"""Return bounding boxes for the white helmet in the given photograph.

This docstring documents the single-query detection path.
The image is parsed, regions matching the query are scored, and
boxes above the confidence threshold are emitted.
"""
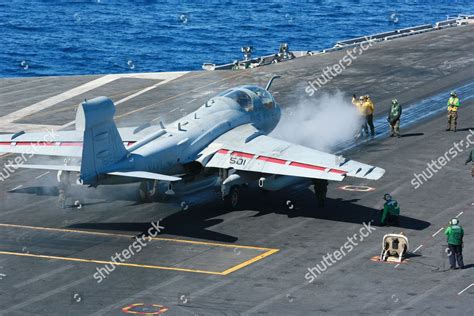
[450,218,459,225]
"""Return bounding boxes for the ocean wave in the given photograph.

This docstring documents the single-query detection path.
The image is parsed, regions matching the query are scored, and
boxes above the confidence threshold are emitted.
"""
[1,1,473,77]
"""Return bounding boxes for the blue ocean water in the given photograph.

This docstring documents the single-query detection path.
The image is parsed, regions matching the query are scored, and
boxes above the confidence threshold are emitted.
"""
[0,0,473,78]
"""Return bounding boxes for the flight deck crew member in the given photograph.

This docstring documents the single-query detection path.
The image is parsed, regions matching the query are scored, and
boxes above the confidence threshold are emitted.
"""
[445,218,464,269]
[446,91,460,132]
[353,95,367,138]
[380,193,400,226]
[387,99,402,138]
[362,95,375,137]
[466,149,474,177]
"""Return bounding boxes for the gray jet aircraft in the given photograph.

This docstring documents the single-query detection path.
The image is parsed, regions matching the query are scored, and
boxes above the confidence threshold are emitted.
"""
[0,77,385,209]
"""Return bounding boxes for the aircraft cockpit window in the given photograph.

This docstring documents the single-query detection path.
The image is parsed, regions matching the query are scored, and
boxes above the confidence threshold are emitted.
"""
[245,86,265,97]
[225,90,253,111]
[244,86,274,109]
[261,90,274,109]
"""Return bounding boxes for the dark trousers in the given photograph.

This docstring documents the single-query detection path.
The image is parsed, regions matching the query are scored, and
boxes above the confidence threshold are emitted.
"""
[448,244,464,268]
[365,114,375,136]
[381,214,399,226]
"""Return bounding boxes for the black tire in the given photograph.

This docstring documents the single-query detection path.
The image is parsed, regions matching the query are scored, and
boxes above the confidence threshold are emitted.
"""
[223,186,240,210]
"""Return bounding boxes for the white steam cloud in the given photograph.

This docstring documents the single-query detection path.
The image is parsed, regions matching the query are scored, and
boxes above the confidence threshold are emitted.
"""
[271,91,363,152]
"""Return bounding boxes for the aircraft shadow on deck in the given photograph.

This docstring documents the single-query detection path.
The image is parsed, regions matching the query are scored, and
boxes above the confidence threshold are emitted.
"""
[241,188,430,231]
[13,182,429,243]
[12,186,59,196]
[69,186,429,245]
[69,204,239,243]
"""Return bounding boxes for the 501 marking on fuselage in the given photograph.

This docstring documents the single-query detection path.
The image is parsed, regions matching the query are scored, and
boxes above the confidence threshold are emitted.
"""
[229,156,248,166]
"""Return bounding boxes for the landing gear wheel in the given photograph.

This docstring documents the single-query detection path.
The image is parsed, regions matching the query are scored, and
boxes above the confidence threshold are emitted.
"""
[139,180,157,203]
[224,186,240,210]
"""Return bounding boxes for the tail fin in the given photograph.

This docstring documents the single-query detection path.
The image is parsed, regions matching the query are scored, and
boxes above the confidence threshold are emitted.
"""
[77,97,128,184]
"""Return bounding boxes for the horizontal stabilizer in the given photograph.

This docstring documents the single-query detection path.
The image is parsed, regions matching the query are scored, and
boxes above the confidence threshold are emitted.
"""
[8,164,181,182]
[107,171,181,182]
[7,164,80,172]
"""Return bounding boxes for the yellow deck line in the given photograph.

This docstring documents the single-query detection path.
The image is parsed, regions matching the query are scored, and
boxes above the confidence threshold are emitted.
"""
[0,223,274,251]
[220,248,280,275]
[0,251,224,275]
[0,222,280,275]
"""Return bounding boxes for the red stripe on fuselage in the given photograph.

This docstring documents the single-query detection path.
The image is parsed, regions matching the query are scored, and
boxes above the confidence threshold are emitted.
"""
[329,169,347,175]
[257,156,287,164]
[217,148,346,175]
[231,151,254,159]
[289,161,325,171]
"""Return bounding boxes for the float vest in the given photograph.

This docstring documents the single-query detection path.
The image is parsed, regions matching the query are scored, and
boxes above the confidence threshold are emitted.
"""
[389,104,401,120]
[384,200,400,215]
[362,100,374,115]
[445,225,463,245]
[447,97,460,112]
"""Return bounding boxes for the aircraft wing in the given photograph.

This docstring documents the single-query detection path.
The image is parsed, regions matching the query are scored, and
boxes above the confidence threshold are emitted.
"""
[200,124,385,182]
[0,126,159,158]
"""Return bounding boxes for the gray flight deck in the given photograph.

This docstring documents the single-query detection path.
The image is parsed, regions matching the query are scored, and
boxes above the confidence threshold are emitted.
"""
[0,24,473,315]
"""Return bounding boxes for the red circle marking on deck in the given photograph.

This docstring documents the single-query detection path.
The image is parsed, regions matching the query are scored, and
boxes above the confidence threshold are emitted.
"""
[339,185,375,192]
[370,255,409,264]
[122,303,169,315]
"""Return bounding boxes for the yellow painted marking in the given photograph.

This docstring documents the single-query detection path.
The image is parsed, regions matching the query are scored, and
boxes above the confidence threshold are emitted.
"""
[0,223,274,251]
[122,303,168,315]
[339,185,375,192]
[0,223,279,275]
[220,248,280,275]
[370,255,409,264]
[0,250,224,275]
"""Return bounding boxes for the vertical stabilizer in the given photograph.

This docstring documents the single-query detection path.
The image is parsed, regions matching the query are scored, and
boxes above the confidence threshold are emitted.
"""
[79,97,127,184]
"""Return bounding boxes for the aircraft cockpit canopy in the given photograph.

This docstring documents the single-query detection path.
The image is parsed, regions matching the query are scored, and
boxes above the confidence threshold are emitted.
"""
[244,86,275,109]
[219,89,253,111]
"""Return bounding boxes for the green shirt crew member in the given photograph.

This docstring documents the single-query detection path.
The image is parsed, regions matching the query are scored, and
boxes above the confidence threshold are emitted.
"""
[387,99,402,138]
[381,194,400,226]
[444,218,464,269]
[446,91,461,132]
